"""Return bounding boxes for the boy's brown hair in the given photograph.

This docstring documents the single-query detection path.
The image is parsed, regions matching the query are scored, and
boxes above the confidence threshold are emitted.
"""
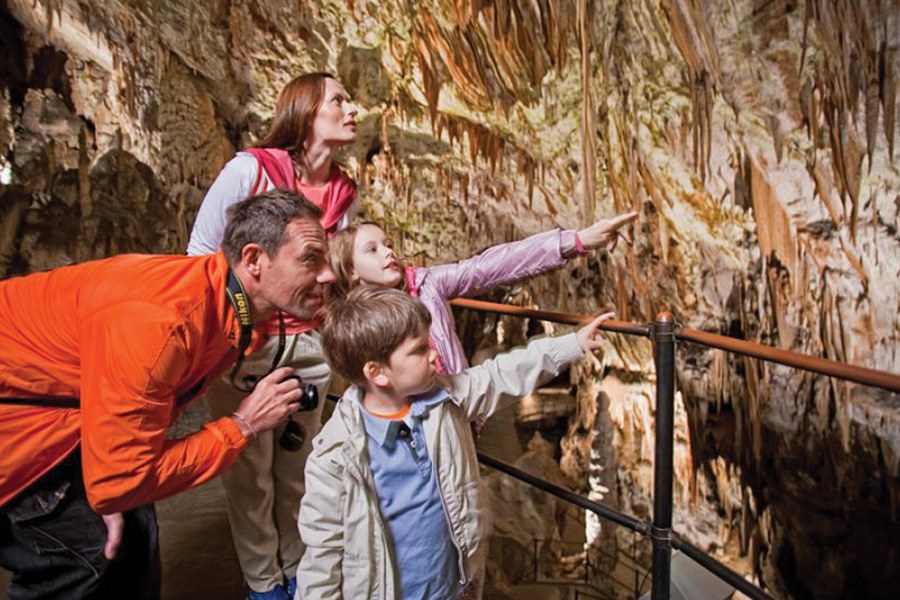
[321,285,431,387]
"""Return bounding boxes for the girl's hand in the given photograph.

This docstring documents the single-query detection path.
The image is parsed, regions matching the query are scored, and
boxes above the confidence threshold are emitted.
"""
[576,312,616,352]
[577,211,639,252]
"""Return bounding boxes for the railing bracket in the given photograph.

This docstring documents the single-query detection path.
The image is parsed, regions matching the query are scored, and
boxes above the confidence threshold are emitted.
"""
[650,525,672,547]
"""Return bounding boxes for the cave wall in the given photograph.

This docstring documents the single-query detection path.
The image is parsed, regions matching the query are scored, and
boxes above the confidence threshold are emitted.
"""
[1,1,898,598]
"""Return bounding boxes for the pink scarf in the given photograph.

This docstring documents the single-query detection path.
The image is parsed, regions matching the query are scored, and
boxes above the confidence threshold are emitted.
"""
[245,147,357,336]
[245,147,357,236]
[405,266,446,374]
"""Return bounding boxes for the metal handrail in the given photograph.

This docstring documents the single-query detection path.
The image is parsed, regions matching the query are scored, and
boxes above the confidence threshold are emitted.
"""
[676,326,899,392]
[450,298,651,337]
[478,452,648,534]
[452,296,900,600]
[451,298,900,393]
[478,452,774,600]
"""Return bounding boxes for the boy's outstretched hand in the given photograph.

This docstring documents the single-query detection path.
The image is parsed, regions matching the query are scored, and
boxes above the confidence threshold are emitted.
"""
[576,312,616,352]
[577,210,639,252]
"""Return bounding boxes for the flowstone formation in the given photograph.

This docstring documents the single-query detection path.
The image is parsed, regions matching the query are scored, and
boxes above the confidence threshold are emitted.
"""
[1,1,897,598]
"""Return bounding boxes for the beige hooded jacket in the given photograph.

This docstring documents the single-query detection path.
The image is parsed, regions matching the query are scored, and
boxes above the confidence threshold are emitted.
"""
[296,332,585,599]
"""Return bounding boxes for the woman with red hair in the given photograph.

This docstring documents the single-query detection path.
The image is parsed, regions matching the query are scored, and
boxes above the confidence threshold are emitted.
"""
[188,72,359,600]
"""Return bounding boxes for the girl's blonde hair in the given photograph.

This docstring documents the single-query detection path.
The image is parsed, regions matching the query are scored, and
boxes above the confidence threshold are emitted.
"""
[328,222,407,298]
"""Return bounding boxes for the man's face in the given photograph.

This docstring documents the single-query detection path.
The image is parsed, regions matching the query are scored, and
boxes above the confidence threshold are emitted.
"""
[379,329,438,398]
[261,219,335,320]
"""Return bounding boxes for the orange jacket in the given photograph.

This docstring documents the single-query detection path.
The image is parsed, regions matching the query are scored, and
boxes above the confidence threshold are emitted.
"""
[0,252,258,513]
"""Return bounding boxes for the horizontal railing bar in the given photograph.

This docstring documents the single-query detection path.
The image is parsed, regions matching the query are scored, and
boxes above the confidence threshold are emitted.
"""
[480,452,777,600]
[676,326,900,393]
[451,298,900,393]
[671,534,776,600]
[477,452,648,534]
[450,298,651,337]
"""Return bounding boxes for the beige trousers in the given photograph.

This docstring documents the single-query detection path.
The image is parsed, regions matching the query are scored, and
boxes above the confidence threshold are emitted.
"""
[205,331,331,593]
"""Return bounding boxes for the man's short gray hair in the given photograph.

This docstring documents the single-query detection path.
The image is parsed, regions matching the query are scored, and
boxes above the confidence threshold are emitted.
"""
[221,189,323,264]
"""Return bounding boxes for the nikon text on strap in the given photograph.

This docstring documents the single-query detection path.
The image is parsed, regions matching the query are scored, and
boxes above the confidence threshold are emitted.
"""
[225,269,287,393]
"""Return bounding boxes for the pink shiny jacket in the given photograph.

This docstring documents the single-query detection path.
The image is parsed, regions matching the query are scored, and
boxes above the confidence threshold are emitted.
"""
[406,228,580,374]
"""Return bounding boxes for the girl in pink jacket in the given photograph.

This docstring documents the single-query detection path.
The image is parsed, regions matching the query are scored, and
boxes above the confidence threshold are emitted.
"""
[327,212,638,375]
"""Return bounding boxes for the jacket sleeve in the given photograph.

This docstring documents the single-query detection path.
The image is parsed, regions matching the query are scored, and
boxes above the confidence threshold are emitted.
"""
[297,446,345,600]
[447,332,585,421]
[334,197,359,233]
[79,302,248,514]
[420,228,578,299]
[186,154,259,256]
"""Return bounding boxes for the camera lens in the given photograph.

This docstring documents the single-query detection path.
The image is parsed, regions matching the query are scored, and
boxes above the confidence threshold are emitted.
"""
[277,381,318,452]
[298,383,319,411]
[279,420,306,452]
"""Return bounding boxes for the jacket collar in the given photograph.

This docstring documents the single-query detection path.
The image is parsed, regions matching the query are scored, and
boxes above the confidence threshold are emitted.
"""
[358,388,450,448]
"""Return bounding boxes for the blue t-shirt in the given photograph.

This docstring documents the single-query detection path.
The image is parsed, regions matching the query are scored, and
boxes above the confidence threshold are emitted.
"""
[359,390,461,600]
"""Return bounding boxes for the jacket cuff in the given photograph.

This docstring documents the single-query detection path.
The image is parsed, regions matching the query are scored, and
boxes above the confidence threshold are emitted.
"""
[209,416,250,450]
[552,332,585,365]
[560,230,580,258]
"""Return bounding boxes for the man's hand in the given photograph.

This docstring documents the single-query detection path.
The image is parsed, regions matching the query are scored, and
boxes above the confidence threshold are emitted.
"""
[576,312,616,352]
[577,210,639,252]
[233,366,304,439]
[102,512,124,560]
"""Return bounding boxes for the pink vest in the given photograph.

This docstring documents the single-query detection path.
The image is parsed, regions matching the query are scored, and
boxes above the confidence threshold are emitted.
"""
[245,148,357,336]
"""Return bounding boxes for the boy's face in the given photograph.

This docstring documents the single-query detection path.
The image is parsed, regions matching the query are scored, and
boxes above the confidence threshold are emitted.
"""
[378,329,438,397]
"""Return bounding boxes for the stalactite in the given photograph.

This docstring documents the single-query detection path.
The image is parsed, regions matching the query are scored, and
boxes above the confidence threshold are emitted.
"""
[802,0,893,242]
[663,0,718,182]
[578,0,596,221]
[866,76,880,171]
[0,195,26,278]
[431,111,542,185]
[807,152,843,226]
[883,46,897,160]
[77,121,91,218]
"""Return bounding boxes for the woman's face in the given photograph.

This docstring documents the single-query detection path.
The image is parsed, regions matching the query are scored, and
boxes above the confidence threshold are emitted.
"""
[351,224,404,288]
[310,78,358,146]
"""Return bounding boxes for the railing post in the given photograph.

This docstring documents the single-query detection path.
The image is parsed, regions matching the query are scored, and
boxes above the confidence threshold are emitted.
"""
[651,311,676,600]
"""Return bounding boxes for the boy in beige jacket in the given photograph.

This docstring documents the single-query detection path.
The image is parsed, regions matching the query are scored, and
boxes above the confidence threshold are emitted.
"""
[296,286,612,599]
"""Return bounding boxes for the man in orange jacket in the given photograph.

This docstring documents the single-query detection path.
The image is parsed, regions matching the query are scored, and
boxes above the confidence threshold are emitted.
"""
[0,189,334,599]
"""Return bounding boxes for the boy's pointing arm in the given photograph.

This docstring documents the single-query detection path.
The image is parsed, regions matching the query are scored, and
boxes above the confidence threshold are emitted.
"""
[448,313,614,421]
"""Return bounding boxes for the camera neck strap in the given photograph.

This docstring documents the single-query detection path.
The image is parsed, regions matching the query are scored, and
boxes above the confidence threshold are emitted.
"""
[225,269,287,393]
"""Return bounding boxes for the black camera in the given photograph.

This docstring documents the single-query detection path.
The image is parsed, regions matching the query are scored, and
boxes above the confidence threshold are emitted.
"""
[278,377,319,452]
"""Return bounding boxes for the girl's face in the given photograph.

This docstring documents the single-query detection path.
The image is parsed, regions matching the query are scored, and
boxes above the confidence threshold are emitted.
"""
[310,78,358,146]
[351,224,404,288]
